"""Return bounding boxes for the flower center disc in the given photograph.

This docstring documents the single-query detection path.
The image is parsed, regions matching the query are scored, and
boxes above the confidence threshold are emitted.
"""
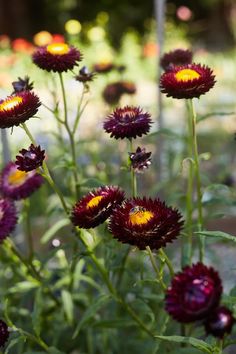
[87,195,104,209]
[8,170,28,186]
[175,69,200,82]
[46,43,70,55]
[129,206,154,225]
[0,96,23,111]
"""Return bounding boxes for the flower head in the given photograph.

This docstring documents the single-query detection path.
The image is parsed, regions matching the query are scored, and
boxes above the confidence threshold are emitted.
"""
[15,144,45,172]
[103,106,152,140]
[160,63,216,99]
[12,76,34,94]
[0,162,44,200]
[108,197,183,250]
[129,146,152,173]
[93,62,114,74]
[0,198,18,241]
[75,66,95,83]
[71,186,125,229]
[204,306,234,338]
[0,91,41,129]
[160,49,193,71]
[165,263,222,323]
[32,43,82,73]
[0,320,9,347]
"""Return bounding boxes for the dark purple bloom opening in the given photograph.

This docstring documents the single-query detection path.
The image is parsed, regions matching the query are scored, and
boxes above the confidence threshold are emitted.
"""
[204,306,234,338]
[103,106,152,140]
[12,76,34,94]
[160,63,216,99]
[0,198,18,241]
[165,263,222,323]
[75,66,95,83]
[160,49,193,71]
[71,185,125,229]
[32,43,82,73]
[0,162,44,200]
[0,91,41,129]
[129,146,152,173]
[0,320,9,347]
[15,144,45,172]
[108,197,183,250]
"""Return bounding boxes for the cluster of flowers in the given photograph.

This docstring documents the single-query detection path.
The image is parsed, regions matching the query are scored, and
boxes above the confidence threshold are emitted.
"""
[0,42,234,346]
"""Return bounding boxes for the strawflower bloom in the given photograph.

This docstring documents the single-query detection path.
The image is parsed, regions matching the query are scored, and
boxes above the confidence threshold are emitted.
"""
[12,76,34,93]
[32,42,82,73]
[160,49,193,71]
[108,197,183,250]
[0,198,18,241]
[129,146,152,173]
[165,263,222,323]
[71,186,125,229]
[0,320,9,347]
[160,63,216,99]
[0,91,41,128]
[102,83,123,105]
[75,66,95,83]
[93,62,114,74]
[103,106,152,140]
[204,306,234,338]
[15,144,45,172]
[0,162,44,200]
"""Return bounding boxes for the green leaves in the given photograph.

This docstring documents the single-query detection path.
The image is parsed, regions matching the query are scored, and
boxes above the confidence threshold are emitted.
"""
[61,290,74,325]
[41,218,70,244]
[196,230,236,242]
[154,335,213,353]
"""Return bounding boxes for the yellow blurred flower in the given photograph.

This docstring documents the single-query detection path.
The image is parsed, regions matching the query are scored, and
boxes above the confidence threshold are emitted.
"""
[87,26,105,41]
[33,31,52,46]
[65,19,81,35]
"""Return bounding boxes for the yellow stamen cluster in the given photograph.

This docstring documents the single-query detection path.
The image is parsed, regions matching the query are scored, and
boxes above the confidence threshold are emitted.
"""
[0,96,23,112]
[46,43,70,55]
[87,195,104,209]
[8,170,27,186]
[129,207,154,226]
[175,69,200,82]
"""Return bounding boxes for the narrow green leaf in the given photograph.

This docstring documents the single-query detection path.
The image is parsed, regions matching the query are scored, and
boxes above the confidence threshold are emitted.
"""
[196,230,236,242]
[8,281,39,294]
[61,290,74,325]
[5,336,26,354]
[155,335,212,353]
[72,294,111,338]
[32,288,43,336]
[41,219,70,244]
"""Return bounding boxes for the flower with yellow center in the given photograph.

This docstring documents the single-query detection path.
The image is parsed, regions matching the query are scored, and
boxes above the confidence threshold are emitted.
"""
[87,195,104,209]
[129,207,154,226]
[0,96,23,112]
[160,63,216,99]
[175,69,200,82]
[46,43,70,55]
[8,170,27,186]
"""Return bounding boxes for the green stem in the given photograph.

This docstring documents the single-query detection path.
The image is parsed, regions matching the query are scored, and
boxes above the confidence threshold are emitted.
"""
[129,139,137,197]
[146,246,166,291]
[188,99,204,262]
[21,123,69,215]
[23,199,33,261]
[73,85,86,134]
[59,72,79,199]
[158,248,174,278]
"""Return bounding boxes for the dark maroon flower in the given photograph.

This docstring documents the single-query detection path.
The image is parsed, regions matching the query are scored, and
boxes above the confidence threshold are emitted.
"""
[165,263,222,323]
[71,186,125,229]
[103,83,123,105]
[0,198,18,241]
[0,320,9,347]
[75,66,95,83]
[15,144,45,172]
[108,197,183,250]
[204,306,234,338]
[160,49,193,71]
[129,146,152,173]
[12,76,34,94]
[103,106,152,140]
[0,91,41,129]
[160,63,216,99]
[0,162,44,200]
[93,62,114,74]
[32,43,82,73]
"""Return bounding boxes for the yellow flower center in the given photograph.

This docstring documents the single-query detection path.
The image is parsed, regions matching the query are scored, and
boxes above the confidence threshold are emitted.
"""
[87,195,104,209]
[0,96,23,111]
[175,69,200,82]
[129,207,154,226]
[8,170,28,186]
[46,43,70,55]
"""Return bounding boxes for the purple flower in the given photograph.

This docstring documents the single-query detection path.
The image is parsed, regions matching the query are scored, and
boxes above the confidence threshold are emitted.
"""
[15,144,45,172]
[0,198,18,241]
